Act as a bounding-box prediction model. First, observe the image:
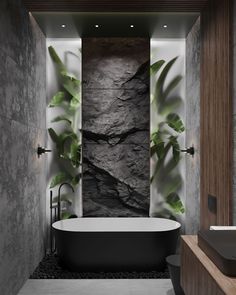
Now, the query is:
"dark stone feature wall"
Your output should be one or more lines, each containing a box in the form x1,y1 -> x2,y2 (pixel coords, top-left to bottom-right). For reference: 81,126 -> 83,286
0,1 -> 46,294
82,38 -> 150,217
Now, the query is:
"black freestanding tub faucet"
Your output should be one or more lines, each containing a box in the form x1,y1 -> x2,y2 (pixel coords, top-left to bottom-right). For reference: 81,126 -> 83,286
57,183 -> 74,221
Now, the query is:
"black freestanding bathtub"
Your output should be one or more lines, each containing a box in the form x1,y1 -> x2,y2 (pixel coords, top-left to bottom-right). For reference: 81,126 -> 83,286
53,217 -> 181,272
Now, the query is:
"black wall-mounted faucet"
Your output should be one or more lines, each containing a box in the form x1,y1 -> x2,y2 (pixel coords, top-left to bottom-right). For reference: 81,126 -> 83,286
181,145 -> 195,157
57,183 -> 75,221
37,145 -> 52,158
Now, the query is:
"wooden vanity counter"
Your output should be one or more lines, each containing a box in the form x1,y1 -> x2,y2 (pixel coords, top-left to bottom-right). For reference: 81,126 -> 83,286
181,236 -> 236,295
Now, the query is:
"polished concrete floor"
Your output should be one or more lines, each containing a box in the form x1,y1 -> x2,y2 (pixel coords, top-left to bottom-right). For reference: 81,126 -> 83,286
18,279 -> 174,295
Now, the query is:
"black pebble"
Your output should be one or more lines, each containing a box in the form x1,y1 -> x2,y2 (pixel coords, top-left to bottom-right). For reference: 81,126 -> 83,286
30,254 -> 170,279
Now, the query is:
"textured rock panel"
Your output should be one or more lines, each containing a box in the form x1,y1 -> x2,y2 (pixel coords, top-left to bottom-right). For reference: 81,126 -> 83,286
82,38 -> 150,89
83,88 -> 149,141
83,143 -> 150,216
0,2 -> 46,294
82,38 -> 150,217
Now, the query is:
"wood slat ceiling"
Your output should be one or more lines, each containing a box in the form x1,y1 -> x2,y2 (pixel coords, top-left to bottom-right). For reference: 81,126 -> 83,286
23,0 -> 208,12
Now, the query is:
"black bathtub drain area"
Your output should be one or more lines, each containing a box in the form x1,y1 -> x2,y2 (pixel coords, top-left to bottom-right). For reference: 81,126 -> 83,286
30,254 -> 170,279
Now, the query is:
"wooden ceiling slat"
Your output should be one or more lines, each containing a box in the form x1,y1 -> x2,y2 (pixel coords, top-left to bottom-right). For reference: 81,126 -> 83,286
23,0 -> 208,12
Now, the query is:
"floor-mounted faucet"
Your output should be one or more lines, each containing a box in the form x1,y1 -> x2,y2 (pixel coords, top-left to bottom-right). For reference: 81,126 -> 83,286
57,182 -> 74,221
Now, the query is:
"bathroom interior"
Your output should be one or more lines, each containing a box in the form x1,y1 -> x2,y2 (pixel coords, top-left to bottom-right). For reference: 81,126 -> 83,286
0,0 -> 235,294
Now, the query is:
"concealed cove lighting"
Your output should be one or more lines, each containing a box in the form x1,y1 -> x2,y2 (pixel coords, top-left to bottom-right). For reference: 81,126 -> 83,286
130,25 -> 134,28
163,24 -> 168,28
61,24 -> 66,28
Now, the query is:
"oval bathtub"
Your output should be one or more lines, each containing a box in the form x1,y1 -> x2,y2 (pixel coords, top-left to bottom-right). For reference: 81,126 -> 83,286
53,217 -> 181,272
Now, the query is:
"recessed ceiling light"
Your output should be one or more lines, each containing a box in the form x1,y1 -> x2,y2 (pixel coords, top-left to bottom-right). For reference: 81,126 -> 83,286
95,24 -> 99,28
130,25 -> 134,28
163,24 -> 168,28
61,24 -> 66,28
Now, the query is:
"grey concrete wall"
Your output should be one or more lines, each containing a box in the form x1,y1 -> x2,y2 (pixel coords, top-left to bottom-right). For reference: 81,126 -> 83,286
0,1 -> 46,294
185,18 -> 201,234
82,38 -> 150,217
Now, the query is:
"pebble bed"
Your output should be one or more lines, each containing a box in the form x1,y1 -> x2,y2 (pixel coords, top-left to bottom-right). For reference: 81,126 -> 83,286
30,254 -> 170,279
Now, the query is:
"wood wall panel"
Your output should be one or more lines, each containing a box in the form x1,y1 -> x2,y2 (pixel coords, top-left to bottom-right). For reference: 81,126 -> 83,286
181,236 -> 236,295
22,0 -> 207,12
200,0 -> 233,229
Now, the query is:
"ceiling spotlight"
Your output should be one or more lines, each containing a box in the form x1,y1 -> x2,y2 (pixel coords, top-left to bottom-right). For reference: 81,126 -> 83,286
163,24 -> 168,28
95,24 -> 99,28
61,24 -> 66,28
130,25 -> 134,28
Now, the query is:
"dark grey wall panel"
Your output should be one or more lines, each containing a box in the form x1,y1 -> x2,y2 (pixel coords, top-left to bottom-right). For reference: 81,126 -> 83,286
82,38 -> 150,217
0,1 -> 46,294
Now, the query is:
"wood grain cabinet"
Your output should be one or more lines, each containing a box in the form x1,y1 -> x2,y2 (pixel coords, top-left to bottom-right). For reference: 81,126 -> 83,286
181,236 -> 236,295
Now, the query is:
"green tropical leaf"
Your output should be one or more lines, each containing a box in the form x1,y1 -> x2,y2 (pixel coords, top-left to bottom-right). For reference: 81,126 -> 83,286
169,136 -> 180,163
48,128 -> 59,143
49,129 -> 78,156
151,131 -> 160,145
159,57 -> 178,88
163,75 -> 183,99
48,46 -> 67,73
59,131 -> 77,143
151,145 -> 157,157
57,131 -> 78,156
166,192 -> 185,214
63,72 -> 80,87
49,46 -> 81,104
161,157 -> 179,178
50,172 -> 71,188
164,174 -> 182,197
71,173 -> 81,186
49,91 -> 65,107
48,46 -> 81,214
150,140 -> 173,182
154,56 -> 178,110
61,211 -> 72,220
166,113 -> 185,133
70,141 -> 81,168
156,142 -> 165,160
150,56 -> 185,217
61,141 -> 81,167
159,96 -> 182,115
70,96 -> 80,111
63,78 -> 80,100
150,60 -> 165,76
51,115 -> 72,125
151,131 -> 165,160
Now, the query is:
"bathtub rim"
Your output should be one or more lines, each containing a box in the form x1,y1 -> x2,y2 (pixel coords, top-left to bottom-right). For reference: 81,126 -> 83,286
52,217 -> 181,233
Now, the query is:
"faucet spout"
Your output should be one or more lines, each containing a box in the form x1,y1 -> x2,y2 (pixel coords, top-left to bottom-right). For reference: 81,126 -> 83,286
57,182 -> 74,221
